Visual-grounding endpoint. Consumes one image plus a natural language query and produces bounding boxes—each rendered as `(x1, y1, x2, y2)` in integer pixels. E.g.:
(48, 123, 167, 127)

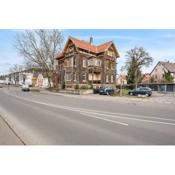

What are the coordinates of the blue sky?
(1, 29, 175, 75)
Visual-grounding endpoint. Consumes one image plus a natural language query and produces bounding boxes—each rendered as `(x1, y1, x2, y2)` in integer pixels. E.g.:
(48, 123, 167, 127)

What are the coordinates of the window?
(74, 72, 78, 82)
(64, 57, 73, 67)
(106, 60, 110, 69)
(74, 57, 77, 67)
(111, 75, 114, 83)
(88, 59, 95, 66)
(106, 75, 109, 83)
(82, 73, 86, 82)
(65, 72, 72, 81)
(111, 62, 115, 70)
(88, 58, 101, 67)
(95, 60, 101, 67)
(83, 58, 87, 68)
(107, 50, 113, 57)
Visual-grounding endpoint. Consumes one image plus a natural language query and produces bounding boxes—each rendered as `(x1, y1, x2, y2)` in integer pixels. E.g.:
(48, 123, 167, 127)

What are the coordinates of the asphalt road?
(0, 87, 175, 145)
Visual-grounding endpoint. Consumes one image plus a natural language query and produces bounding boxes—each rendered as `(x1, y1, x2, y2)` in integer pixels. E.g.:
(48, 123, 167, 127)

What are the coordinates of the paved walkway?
(40, 90, 175, 105)
(0, 115, 23, 145)
(148, 93, 175, 105)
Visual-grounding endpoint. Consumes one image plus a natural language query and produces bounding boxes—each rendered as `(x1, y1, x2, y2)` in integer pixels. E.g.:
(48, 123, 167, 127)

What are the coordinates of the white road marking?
(81, 111, 175, 126)
(4, 89, 175, 126)
(80, 113, 128, 126)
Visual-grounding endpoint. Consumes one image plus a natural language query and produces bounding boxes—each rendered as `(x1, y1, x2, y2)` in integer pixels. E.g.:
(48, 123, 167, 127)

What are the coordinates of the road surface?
(0, 87, 175, 145)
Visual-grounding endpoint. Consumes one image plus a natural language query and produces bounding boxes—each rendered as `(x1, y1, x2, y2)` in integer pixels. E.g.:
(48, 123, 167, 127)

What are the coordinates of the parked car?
(99, 87, 115, 95)
(128, 87, 152, 96)
(21, 84, 30, 92)
(93, 87, 103, 94)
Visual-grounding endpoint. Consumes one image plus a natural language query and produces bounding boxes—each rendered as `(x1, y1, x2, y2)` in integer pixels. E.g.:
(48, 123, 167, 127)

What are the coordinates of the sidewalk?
(0, 115, 24, 145)
(40, 90, 151, 102)
(40, 89, 175, 105)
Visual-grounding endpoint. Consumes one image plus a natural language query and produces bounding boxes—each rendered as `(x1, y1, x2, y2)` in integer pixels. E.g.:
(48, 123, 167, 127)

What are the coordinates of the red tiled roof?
(70, 37, 114, 53)
(70, 37, 98, 53)
(55, 36, 119, 59)
(97, 41, 113, 53)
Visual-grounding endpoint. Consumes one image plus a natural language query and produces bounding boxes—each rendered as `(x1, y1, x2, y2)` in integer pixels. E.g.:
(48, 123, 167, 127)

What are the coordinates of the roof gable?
(150, 61, 175, 75)
(160, 61, 175, 73)
(55, 36, 120, 59)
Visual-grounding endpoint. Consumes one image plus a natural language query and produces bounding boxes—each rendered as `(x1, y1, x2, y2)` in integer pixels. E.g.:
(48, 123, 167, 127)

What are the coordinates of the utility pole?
(120, 76, 123, 96)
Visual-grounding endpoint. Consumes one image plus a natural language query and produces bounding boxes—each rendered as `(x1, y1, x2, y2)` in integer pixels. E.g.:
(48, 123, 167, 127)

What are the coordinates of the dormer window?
(107, 50, 113, 57)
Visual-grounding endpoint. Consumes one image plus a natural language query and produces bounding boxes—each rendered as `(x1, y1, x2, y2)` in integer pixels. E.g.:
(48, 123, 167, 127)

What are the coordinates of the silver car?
(21, 84, 30, 91)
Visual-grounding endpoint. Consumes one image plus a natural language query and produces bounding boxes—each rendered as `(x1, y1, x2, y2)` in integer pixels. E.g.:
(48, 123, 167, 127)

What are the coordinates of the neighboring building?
(36, 73, 50, 88)
(7, 67, 43, 86)
(55, 36, 119, 89)
(116, 75, 127, 85)
(150, 61, 175, 83)
(141, 73, 151, 84)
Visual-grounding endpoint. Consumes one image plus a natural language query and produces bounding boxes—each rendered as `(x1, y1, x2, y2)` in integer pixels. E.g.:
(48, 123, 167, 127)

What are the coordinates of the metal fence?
(139, 83, 175, 92)
(116, 83, 175, 92)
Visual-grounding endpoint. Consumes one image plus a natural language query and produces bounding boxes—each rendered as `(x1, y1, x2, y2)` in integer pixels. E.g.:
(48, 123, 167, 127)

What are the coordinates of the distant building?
(141, 73, 151, 84)
(116, 75, 127, 85)
(55, 36, 120, 89)
(150, 61, 175, 83)
(36, 73, 50, 88)
(6, 67, 43, 86)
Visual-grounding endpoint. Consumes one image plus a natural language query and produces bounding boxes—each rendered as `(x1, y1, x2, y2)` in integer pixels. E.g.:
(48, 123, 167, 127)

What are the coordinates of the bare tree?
(125, 47, 153, 88)
(9, 64, 23, 73)
(15, 29, 64, 88)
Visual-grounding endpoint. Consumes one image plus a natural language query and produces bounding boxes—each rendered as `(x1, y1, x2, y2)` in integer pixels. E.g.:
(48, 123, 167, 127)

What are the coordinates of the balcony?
(88, 58, 102, 67)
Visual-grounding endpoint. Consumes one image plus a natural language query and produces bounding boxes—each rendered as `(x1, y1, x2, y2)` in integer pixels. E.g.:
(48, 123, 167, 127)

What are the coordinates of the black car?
(93, 87, 102, 94)
(99, 87, 115, 95)
(128, 87, 152, 96)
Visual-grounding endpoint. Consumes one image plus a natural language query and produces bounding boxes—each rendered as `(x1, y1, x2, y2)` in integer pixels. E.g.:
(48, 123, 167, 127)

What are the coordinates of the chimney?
(89, 37, 93, 45)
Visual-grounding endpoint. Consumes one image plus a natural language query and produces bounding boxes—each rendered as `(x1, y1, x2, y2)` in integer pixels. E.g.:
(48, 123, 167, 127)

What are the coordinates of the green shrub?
(89, 84, 93, 89)
(74, 84, 79, 90)
(61, 83, 65, 89)
(80, 85, 88, 90)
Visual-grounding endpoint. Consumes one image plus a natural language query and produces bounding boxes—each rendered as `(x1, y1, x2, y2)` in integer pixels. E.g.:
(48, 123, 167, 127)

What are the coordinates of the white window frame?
(65, 72, 72, 81)
(82, 73, 86, 82)
(95, 59, 101, 67)
(106, 75, 109, 83)
(111, 75, 114, 83)
(83, 58, 87, 68)
(74, 72, 77, 82)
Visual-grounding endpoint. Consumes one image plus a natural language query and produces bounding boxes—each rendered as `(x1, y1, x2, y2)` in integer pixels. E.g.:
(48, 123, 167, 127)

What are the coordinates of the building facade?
(150, 61, 175, 83)
(141, 73, 151, 84)
(116, 75, 127, 85)
(55, 37, 119, 89)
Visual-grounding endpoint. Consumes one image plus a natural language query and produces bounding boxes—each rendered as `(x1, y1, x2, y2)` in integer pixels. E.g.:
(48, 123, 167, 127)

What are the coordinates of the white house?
(150, 61, 175, 83)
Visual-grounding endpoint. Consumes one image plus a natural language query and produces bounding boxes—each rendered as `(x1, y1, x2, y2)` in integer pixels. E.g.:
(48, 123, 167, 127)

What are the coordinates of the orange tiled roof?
(97, 41, 113, 53)
(55, 37, 118, 59)
(70, 37, 98, 53)
(70, 37, 113, 53)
